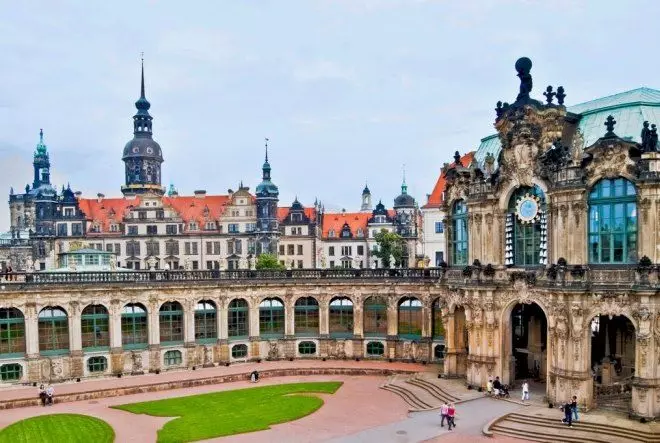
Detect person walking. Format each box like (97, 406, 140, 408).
(561, 401, 573, 427)
(439, 402, 449, 427)
(571, 395, 579, 421)
(521, 380, 530, 401)
(46, 384, 54, 406)
(38, 384, 46, 407)
(447, 403, 456, 430)
(493, 376, 502, 397)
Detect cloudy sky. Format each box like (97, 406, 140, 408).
(1, 0, 658, 230)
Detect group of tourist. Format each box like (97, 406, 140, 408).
(560, 395, 579, 427)
(486, 376, 511, 399)
(439, 402, 457, 430)
(37, 384, 54, 406)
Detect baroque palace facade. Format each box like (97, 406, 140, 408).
(1, 57, 660, 420)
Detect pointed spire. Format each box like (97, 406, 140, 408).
(401, 164, 408, 194)
(140, 53, 145, 99)
(134, 53, 151, 114)
(35, 128, 48, 156)
(264, 137, 269, 163)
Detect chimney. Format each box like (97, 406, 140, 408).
(194, 190, 206, 199)
(227, 188, 234, 198)
(97, 193, 105, 203)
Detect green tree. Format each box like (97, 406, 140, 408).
(373, 229, 404, 268)
(255, 253, 285, 270)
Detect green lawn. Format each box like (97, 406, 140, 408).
(113, 381, 342, 443)
(0, 413, 114, 443)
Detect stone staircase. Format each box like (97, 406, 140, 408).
(380, 374, 461, 411)
(486, 411, 660, 443)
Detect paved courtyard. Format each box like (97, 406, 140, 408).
(0, 361, 531, 442)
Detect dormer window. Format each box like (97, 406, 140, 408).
(329, 229, 336, 238)
(292, 213, 302, 222)
(356, 228, 364, 238)
(374, 215, 385, 224)
(110, 224, 119, 232)
(205, 221, 216, 230)
(64, 208, 74, 217)
(189, 222, 198, 231)
(341, 228, 351, 238)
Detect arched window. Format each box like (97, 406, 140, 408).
(231, 344, 248, 359)
(451, 200, 468, 266)
(588, 178, 637, 264)
(259, 298, 285, 337)
(228, 299, 249, 339)
(298, 341, 316, 355)
(398, 298, 422, 339)
(0, 308, 25, 357)
(294, 297, 319, 336)
(329, 297, 353, 338)
(0, 363, 22, 381)
(87, 356, 108, 373)
(506, 186, 547, 266)
(38, 307, 69, 354)
(194, 300, 217, 343)
(432, 299, 445, 340)
(160, 302, 184, 344)
(81, 305, 109, 350)
(122, 303, 148, 349)
(164, 350, 182, 366)
(363, 296, 387, 336)
(366, 341, 384, 356)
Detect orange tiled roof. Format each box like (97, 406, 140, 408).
(78, 197, 138, 232)
(162, 195, 230, 224)
(422, 151, 475, 209)
(322, 212, 371, 239)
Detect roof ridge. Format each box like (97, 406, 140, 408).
(569, 87, 660, 114)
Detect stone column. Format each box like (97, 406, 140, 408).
(632, 331, 656, 418)
(183, 300, 195, 346)
(109, 299, 124, 374)
(352, 301, 363, 338)
(319, 302, 329, 336)
(285, 300, 295, 337)
(386, 298, 398, 359)
(216, 299, 229, 363)
(249, 304, 261, 360)
(68, 302, 84, 379)
(24, 303, 41, 382)
(148, 301, 161, 373)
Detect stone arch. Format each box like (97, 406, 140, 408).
(585, 172, 637, 189)
(499, 296, 550, 386)
(498, 177, 550, 212)
(227, 296, 254, 310)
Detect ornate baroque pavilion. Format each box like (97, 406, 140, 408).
(0, 57, 659, 419)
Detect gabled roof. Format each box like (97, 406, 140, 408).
(277, 206, 317, 222)
(322, 212, 371, 239)
(423, 152, 475, 209)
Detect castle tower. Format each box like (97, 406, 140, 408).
(360, 182, 372, 212)
(255, 139, 279, 255)
(121, 57, 164, 195)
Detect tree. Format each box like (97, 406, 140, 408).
(255, 253, 285, 270)
(372, 229, 404, 268)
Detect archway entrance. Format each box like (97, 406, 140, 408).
(590, 315, 635, 413)
(508, 303, 547, 384)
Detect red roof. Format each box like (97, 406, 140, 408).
(162, 195, 230, 224)
(422, 151, 475, 209)
(322, 212, 371, 239)
(78, 197, 138, 232)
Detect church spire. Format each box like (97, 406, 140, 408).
(401, 164, 408, 194)
(262, 137, 271, 180)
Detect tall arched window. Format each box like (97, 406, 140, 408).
(81, 305, 109, 350)
(160, 302, 184, 344)
(122, 303, 148, 349)
(0, 308, 25, 357)
(329, 297, 353, 338)
(363, 296, 387, 336)
(588, 178, 637, 264)
(451, 200, 468, 266)
(506, 186, 547, 266)
(398, 297, 422, 339)
(228, 299, 249, 339)
(259, 298, 285, 337)
(38, 307, 69, 355)
(195, 300, 217, 343)
(294, 297, 319, 336)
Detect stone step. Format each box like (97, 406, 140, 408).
(490, 412, 660, 443)
(491, 423, 602, 443)
(380, 383, 432, 410)
(406, 378, 460, 404)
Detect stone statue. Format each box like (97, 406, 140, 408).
(147, 256, 157, 270)
(110, 260, 117, 271)
(50, 358, 63, 379)
(248, 255, 256, 270)
(571, 128, 585, 165)
(641, 121, 651, 151)
(219, 258, 226, 271)
(515, 57, 533, 102)
(335, 340, 346, 359)
(543, 85, 555, 104)
(183, 258, 192, 271)
(268, 341, 279, 360)
(484, 152, 495, 175)
(650, 124, 658, 152)
(131, 351, 143, 372)
(68, 260, 77, 272)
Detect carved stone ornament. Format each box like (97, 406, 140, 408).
(584, 141, 636, 185)
(570, 128, 585, 165)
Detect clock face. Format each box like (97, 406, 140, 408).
(517, 196, 539, 223)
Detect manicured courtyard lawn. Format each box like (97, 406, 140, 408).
(114, 381, 342, 443)
(0, 413, 115, 443)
